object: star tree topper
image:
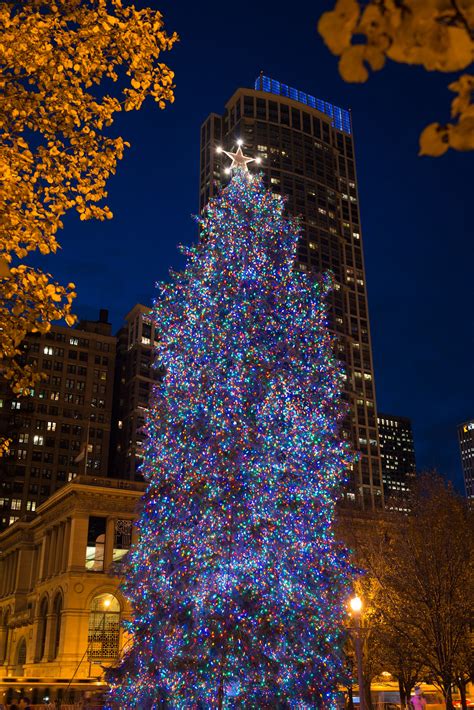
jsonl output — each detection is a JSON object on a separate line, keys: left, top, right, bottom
{"left": 217, "top": 141, "right": 262, "bottom": 173}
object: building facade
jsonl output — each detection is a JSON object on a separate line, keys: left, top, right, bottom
{"left": 111, "top": 304, "right": 162, "bottom": 480}
{"left": 0, "top": 311, "right": 116, "bottom": 530}
{"left": 200, "top": 75, "right": 383, "bottom": 508}
{"left": 0, "top": 475, "right": 143, "bottom": 706}
{"left": 377, "top": 413, "right": 416, "bottom": 504}
{"left": 458, "top": 419, "right": 474, "bottom": 504}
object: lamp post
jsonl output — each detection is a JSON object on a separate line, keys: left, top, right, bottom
{"left": 350, "top": 595, "right": 366, "bottom": 710}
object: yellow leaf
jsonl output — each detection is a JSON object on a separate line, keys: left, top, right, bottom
{"left": 318, "top": 0, "right": 360, "bottom": 55}
{"left": 0, "top": 256, "right": 11, "bottom": 278}
{"left": 339, "top": 45, "right": 369, "bottom": 82}
{"left": 449, "top": 116, "right": 474, "bottom": 152}
{"left": 419, "top": 122, "right": 450, "bottom": 157}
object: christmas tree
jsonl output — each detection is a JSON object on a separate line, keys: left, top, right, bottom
{"left": 108, "top": 152, "right": 353, "bottom": 708}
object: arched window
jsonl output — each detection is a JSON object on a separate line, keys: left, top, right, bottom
{"left": 50, "top": 594, "right": 63, "bottom": 659}
{"left": 87, "top": 593, "right": 120, "bottom": 660}
{"left": 36, "top": 597, "right": 48, "bottom": 661}
{"left": 16, "top": 637, "right": 27, "bottom": 673}
{"left": 0, "top": 609, "right": 11, "bottom": 664}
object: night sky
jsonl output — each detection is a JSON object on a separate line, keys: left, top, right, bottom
{"left": 36, "top": 0, "right": 472, "bottom": 491}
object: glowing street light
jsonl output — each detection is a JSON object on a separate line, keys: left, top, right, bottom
{"left": 350, "top": 596, "right": 362, "bottom": 613}
{"left": 350, "top": 595, "right": 366, "bottom": 710}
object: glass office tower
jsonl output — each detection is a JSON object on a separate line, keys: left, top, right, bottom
{"left": 199, "top": 75, "right": 383, "bottom": 509}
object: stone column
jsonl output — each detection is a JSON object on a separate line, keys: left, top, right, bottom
{"left": 44, "top": 611, "right": 56, "bottom": 661}
{"left": 48, "top": 526, "right": 58, "bottom": 577}
{"left": 54, "top": 523, "right": 64, "bottom": 574}
{"left": 0, "top": 621, "right": 8, "bottom": 665}
{"left": 40, "top": 531, "right": 51, "bottom": 580}
{"left": 104, "top": 518, "right": 115, "bottom": 570}
{"left": 61, "top": 519, "right": 71, "bottom": 573}
{"left": 68, "top": 514, "right": 89, "bottom": 571}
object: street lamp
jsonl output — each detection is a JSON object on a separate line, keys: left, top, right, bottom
{"left": 350, "top": 596, "right": 366, "bottom": 710}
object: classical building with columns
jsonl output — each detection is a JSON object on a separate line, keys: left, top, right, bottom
{"left": 0, "top": 475, "right": 144, "bottom": 706}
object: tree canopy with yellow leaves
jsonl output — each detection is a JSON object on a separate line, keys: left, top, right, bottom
{"left": 0, "top": 0, "right": 177, "bottom": 397}
{"left": 318, "top": 0, "right": 474, "bottom": 156}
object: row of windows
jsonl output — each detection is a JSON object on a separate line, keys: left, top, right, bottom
{"left": 9, "top": 450, "right": 102, "bottom": 467}
{"left": 30, "top": 332, "right": 111, "bottom": 350}
{"left": 0, "top": 593, "right": 121, "bottom": 668}
{"left": 41, "top": 332, "right": 90, "bottom": 347}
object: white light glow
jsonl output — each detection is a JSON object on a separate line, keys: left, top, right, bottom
{"left": 236, "top": 138, "right": 243, "bottom": 146}
{"left": 255, "top": 157, "right": 262, "bottom": 164}
{"left": 216, "top": 146, "right": 223, "bottom": 153}
{"left": 350, "top": 596, "right": 362, "bottom": 613}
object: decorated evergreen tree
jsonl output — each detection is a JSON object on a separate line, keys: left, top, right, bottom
{"left": 108, "top": 152, "right": 353, "bottom": 708}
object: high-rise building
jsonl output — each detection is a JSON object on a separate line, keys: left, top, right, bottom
{"left": 111, "top": 304, "right": 162, "bottom": 480}
{"left": 200, "top": 74, "right": 383, "bottom": 508}
{"left": 377, "top": 413, "right": 416, "bottom": 503}
{"left": 457, "top": 419, "right": 474, "bottom": 504}
{"left": 0, "top": 310, "right": 116, "bottom": 530}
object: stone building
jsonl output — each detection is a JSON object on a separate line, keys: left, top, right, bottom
{"left": 0, "top": 475, "right": 144, "bottom": 706}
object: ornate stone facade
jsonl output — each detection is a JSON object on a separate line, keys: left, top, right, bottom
{"left": 0, "top": 476, "right": 144, "bottom": 706}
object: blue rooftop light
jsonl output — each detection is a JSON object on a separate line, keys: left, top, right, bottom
{"left": 254, "top": 75, "right": 352, "bottom": 135}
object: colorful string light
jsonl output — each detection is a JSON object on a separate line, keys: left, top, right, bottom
{"left": 108, "top": 170, "right": 353, "bottom": 708}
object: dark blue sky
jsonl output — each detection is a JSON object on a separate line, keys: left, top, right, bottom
{"left": 39, "top": 0, "right": 472, "bottom": 491}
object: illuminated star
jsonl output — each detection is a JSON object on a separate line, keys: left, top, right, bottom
{"left": 222, "top": 146, "right": 257, "bottom": 172}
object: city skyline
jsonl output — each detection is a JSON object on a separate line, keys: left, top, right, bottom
{"left": 29, "top": 0, "right": 472, "bottom": 493}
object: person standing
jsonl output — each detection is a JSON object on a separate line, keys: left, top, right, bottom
{"left": 410, "top": 687, "right": 427, "bottom": 710}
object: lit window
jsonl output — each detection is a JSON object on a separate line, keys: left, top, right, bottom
{"left": 141, "top": 337, "right": 151, "bottom": 345}
{"left": 11, "top": 499, "right": 22, "bottom": 511}
{"left": 69, "top": 337, "right": 79, "bottom": 346}
{"left": 113, "top": 519, "right": 133, "bottom": 562}
{"left": 19, "top": 433, "right": 29, "bottom": 444}
{"left": 43, "top": 346, "right": 53, "bottom": 355}
{"left": 47, "top": 421, "right": 56, "bottom": 431}
{"left": 270, "top": 177, "right": 280, "bottom": 185}
{"left": 26, "top": 500, "right": 36, "bottom": 512}
{"left": 11, "top": 401, "right": 21, "bottom": 410}
{"left": 33, "top": 435, "right": 44, "bottom": 446}
{"left": 86, "top": 516, "right": 106, "bottom": 571}
{"left": 87, "top": 594, "right": 121, "bottom": 660}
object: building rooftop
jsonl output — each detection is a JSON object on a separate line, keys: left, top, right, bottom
{"left": 254, "top": 74, "right": 352, "bottom": 134}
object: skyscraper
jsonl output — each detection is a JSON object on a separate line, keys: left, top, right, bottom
{"left": 0, "top": 310, "right": 116, "bottom": 530}
{"left": 111, "top": 304, "right": 162, "bottom": 480}
{"left": 377, "top": 413, "right": 416, "bottom": 504}
{"left": 457, "top": 419, "right": 474, "bottom": 505}
{"left": 200, "top": 75, "right": 383, "bottom": 508}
